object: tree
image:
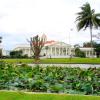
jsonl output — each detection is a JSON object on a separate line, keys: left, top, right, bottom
{"left": 74, "top": 44, "right": 80, "bottom": 48}
{"left": 76, "top": 2, "right": 100, "bottom": 57}
{"left": 29, "top": 34, "right": 46, "bottom": 62}
{"left": 93, "top": 43, "right": 100, "bottom": 58}
{"left": 83, "top": 41, "right": 96, "bottom": 47}
{"left": 75, "top": 47, "right": 86, "bottom": 58}
{"left": 10, "top": 50, "right": 23, "bottom": 58}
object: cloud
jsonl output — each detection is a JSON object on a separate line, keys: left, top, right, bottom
{"left": 0, "top": 0, "right": 100, "bottom": 49}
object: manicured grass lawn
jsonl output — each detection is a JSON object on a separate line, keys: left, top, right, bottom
{"left": 1, "top": 59, "right": 34, "bottom": 64}
{"left": 0, "top": 91, "right": 100, "bottom": 100}
{"left": 1, "top": 58, "right": 100, "bottom": 64}
{"left": 40, "top": 58, "right": 100, "bottom": 64}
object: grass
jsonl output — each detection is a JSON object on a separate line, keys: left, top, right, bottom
{"left": 1, "top": 58, "right": 100, "bottom": 64}
{"left": 0, "top": 91, "right": 100, "bottom": 100}
{"left": 40, "top": 58, "right": 100, "bottom": 64}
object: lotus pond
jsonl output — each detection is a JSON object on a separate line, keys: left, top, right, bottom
{"left": 0, "top": 61, "right": 100, "bottom": 95}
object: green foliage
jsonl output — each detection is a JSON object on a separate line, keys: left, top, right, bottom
{"left": 75, "top": 48, "right": 86, "bottom": 58}
{"left": 10, "top": 50, "right": 23, "bottom": 58}
{"left": 83, "top": 42, "right": 96, "bottom": 47}
{"left": 1, "top": 58, "right": 100, "bottom": 64}
{"left": 94, "top": 43, "right": 100, "bottom": 58}
{"left": 76, "top": 2, "right": 100, "bottom": 31}
{"left": 0, "top": 62, "right": 100, "bottom": 95}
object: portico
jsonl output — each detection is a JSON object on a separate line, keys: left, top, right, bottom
{"left": 80, "top": 48, "right": 96, "bottom": 58}
{"left": 40, "top": 41, "right": 73, "bottom": 58}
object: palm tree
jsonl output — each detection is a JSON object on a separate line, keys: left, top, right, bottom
{"left": 76, "top": 2, "right": 100, "bottom": 57}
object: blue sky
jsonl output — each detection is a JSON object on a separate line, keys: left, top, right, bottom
{"left": 0, "top": 0, "right": 100, "bottom": 50}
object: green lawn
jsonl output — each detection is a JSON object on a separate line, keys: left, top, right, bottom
{"left": 0, "top": 91, "right": 100, "bottom": 100}
{"left": 1, "top": 58, "right": 100, "bottom": 64}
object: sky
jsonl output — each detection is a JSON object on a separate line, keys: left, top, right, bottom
{"left": 0, "top": 0, "right": 100, "bottom": 50}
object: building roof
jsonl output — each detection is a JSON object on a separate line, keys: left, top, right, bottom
{"left": 45, "top": 40, "right": 57, "bottom": 46}
{"left": 14, "top": 41, "right": 71, "bottom": 50}
{"left": 14, "top": 44, "right": 30, "bottom": 50}
{"left": 80, "top": 47, "right": 94, "bottom": 51}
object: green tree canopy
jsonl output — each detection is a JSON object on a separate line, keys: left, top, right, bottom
{"left": 10, "top": 50, "right": 23, "bottom": 58}
{"left": 83, "top": 41, "right": 96, "bottom": 47}
{"left": 75, "top": 47, "right": 86, "bottom": 58}
{"left": 93, "top": 43, "right": 100, "bottom": 58}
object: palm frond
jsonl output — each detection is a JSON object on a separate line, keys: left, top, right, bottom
{"left": 77, "top": 20, "right": 86, "bottom": 31}
{"left": 76, "top": 2, "right": 100, "bottom": 31}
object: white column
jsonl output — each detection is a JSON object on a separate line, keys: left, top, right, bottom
{"left": 29, "top": 48, "right": 31, "bottom": 56}
{"left": 86, "top": 51, "right": 87, "bottom": 57}
{"left": 66, "top": 48, "right": 67, "bottom": 55}
{"left": 60, "top": 48, "right": 62, "bottom": 55}
{"left": 56, "top": 47, "right": 58, "bottom": 56}
{"left": 50, "top": 47, "right": 52, "bottom": 56}
{"left": 62, "top": 48, "right": 64, "bottom": 55}
{"left": 30, "top": 48, "right": 32, "bottom": 56}
{"left": 93, "top": 50, "right": 94, "bottom": 56}
{"left": 26, "top": 49, "right": 28, "bottom": 55}
{"left": 62, "top": 48, "right": 63, "bottom": 55}
{"left": 69, "top": 48, "right": 71, "bottom": 55}
{"left": 59, "top": 48, "right": 61, "bottom": 55}
{"left": 61, "top": 48, "right": 62, "bottom": 55}
{"left": 28, "top": 48, "right": 29, "bottom": 57}
{"left": 85, "top": 51, "right": 87, "bottom": 57}
{"left": 24, "top": 49, "right": 26, "bottom": 54}
{"left": 52, "top": 47, "right": 53, "bottom": 56}
{"left": 58, "top": 48, "right": 60, "bottom": 55}
{"left": 67, "top": 48, "right": 69, "bottom": 55}
{"left": 89, "top": 51, "right": 91, "bottom": 57}
{"left": 50, "top": 47, "right": 52, "bottom": 58}
{"left": 62, "top": 48, "right": 64, "bottom": 56}
{"left": 55, "top": 47, "right": 56, "bottom": 56}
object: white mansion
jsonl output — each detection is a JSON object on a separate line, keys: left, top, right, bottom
{"left": 14, "top": 40, "right": 96, "bottom": 58}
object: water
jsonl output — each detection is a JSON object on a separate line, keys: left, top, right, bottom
{"left": 28, "top": 64, "right": 100, "bottom": 69}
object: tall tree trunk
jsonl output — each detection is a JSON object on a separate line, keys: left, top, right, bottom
{"left": 34, "top": 50, "right": 40, "bottom": 63}
{"left": 34, "top": 55, "right": 40, "bottom": 63}
{"left": 90, "top": 26, "right": 93, "bottom": 58}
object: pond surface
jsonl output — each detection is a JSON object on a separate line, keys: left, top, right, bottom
{"left": 28, "top": 64, "right": 100, "bottom": 69}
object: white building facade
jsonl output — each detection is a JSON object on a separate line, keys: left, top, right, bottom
{"left": 80, "top": 48, "right": 96, "bottom": 58}
{"left": 14, "top": 41, "right": 96, "bottom": 58}
{"left": 40, "top": 41, "right": 75, "bottom": 58}
{"left": 14, "top": 41, "right": 75, "bottom": 58}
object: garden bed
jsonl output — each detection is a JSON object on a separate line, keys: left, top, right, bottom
{"left": 0, "top": 62, "right": 100, "bottom": 95}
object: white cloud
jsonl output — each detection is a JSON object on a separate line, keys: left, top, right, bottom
{"left": 0, "top": 0, "right": 100, "bottom": 49}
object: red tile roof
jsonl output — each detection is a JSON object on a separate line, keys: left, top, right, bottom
{"left": 45, "top": 40, "right": 55, "bottom": 44}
